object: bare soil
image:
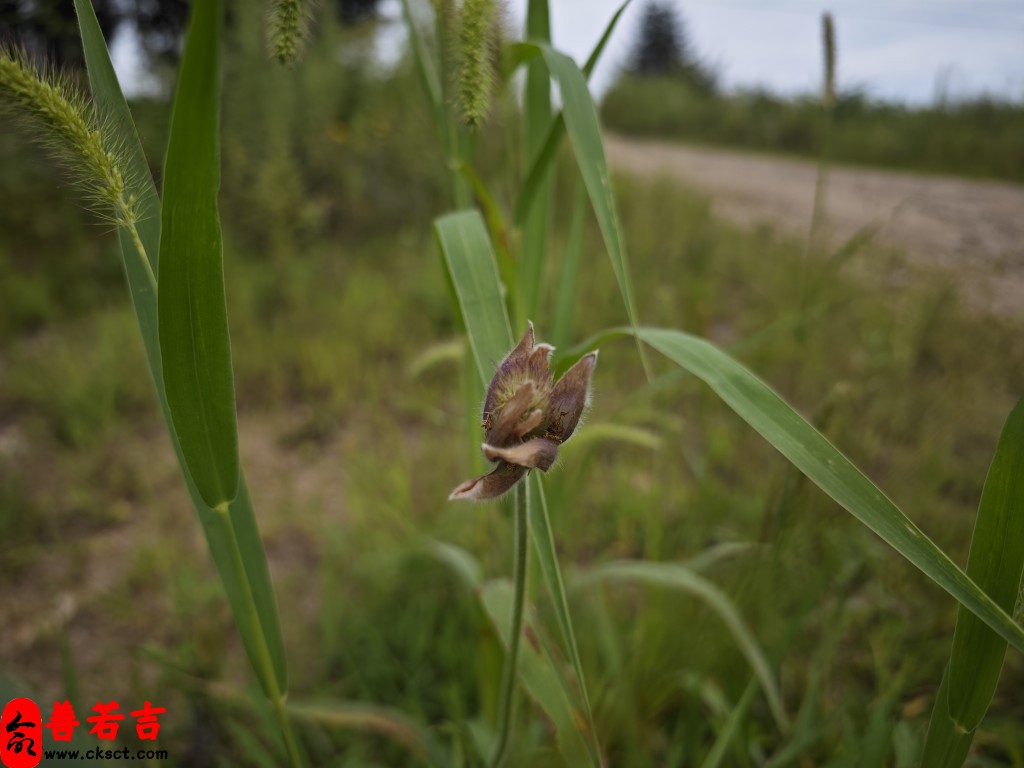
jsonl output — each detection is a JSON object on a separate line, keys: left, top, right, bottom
{"left": 605, "top": 135, "right": 1024, "bottom": 316}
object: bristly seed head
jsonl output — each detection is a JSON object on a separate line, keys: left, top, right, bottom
{"left": 457, "top": 0, "right": 498, "bottom": 128}
{"left": 0, "top": 47, "right": 138, "bottom": 230}
{"left": 450, "top": 322, "right": 598, "bottom": 501}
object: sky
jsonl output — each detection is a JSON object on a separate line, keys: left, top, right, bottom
{"left": 496, "top": 0, "right": 1024, "bottom": 103}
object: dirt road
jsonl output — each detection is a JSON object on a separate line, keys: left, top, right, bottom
{"left": 605, "top": 135, "right": 1024, "bottom": 316}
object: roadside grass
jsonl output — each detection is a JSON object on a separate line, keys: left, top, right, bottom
{"left": 2, "top": 158, "right": 1022, "bottom": 762}
{"left": 601, "top": 74, "right": 1024, "bottom": 184}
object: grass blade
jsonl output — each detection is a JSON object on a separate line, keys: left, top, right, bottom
{"left": 434, "top": 210, "right": 513, "bottom": 383}
{"left": 73, "top": 0, "right": 162, "bottom": 380}
{"left": 480, "top": 580, "right": 598, "bottom": 767}
{"left": 518, "top": 0, "right": 553, "bottom": 327}
{"left": 630, "top": 326, "right": 1024, "bottom": 653}
{"left": 75, "top": 0, "right": 288, "bottom": 702}
{"left": 158, "top": 0, "right": 239, "bottom": 508}
{"left": 532, "top": 43, "right": 648, "bottom": 374}
{"left": 400, "top": 0, "right": 442, "bottom": 124}
{"left": 574, "top": 560, "right": 789, "bottom": 732}
{"left": 920, "top": 668, "right": 972, "bottom": 768}
{"left": 922, "top": 397, "right": 1024, "bottom": 762}
{"left": 527, "top": 474, "right": 600, "bottom": 760}
{"left": 550, "top": 183, "right": 587, "bottom": 350}
{"left": 701, "top": 678, "right": 759, "bottom": 768}
{"left": 287, "top": 700, "right": 448, "bottom": 766}
{"left": 946, "top": 397, "right": 1024, "bottom": 725}
{"left": 514, "top": 1, "right": 630, "bottom": 229}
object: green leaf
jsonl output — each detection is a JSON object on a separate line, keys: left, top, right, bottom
{"left": 631, "top": 326, "right": 1024, "bottom": 653}
{"left": 701, "top": 678, "right": 759, "bottom": 768}
{"left": 532, "top": 43, "right": 648, "bottom": 373}
{"left": 920, "top": 667, "right": 972, "bottom": 768}
{"left": 158, "top": 0, "right": 239, "bottom": 508}
{"left": 922, "top": 397, "right": 1024, "bottom": 763}
{"left": 574, "top": 560, "right": 789, "bottom": 732}
{"left": 480, "top": 581, "right": 597, "bottom": 767}
{"left": 434, "top": 210, "right": 514, "bottom": 384}
{"left": 527, "top": 474, "right": 600, "bottom": 761}
{"left": 518, "top": 0, "right": 553, "bottom": 328}
{"left": 73, "top": 0, "right": 162, "bottom": 382}
{"left": 514, "top": 1, "right": 631, "bottom": 229}
{"left": 946, "top": 397, "right": 1024, "bottom": 726}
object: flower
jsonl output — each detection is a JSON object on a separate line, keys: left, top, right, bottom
{"left": 449, "top": 323, "right": 598, "bottom": 501}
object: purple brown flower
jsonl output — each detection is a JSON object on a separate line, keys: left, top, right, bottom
{"left": 449, "top": 323, "right": 598, "bottom": 501}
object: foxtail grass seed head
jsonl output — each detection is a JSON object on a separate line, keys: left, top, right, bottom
{"left": 457, "top": 0, "right": 497, "bottom": 128}
{"left": 450, "top": 322, "right": 598, "bottom": 501}
{"left": 822, "top": 12, "right": 836, "bottom": 109}
{"left": 267, "top": 0, "right": 311, "bottom": 66}
{"left": 0, "top": 47, "right": 137, "bottom": 229}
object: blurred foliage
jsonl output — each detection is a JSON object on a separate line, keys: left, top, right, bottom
{"left": 0, "top": 0, "right": 382, "bottom": 70}
{"left": 602, "top": 74, "right": 1024, "bottom": 182}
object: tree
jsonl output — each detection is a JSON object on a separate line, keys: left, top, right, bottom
{"left": 626, "top": 2, "right": 715, "bottom": 93}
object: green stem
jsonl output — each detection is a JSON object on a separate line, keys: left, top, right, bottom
{"left": 217, "top": 505, "right": 305, "bottom": 768}
{"left": 274, "top": 695, "right": 304, "bottom": 768}
{"left": 127, "top": 221, "right": 158, "bottom": 294}
{"left": 491, "top": 483, "right": 529, "bottom": 767}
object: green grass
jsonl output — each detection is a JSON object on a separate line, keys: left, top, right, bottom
{"left": 3, "top": 163, "right": 1022, "bottom": 763}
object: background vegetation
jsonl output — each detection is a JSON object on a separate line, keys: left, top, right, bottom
{"left": 1, "top": 0, "right": 1022, "bottom": 765}
{"left": 600, "top": 2, "right": 1024, "bottom": 183}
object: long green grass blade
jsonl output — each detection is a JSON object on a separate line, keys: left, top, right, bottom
{"left": 287, "top": 700, "right": 447, "bottom": 766}
{"left": 574, "top": 560, "right": 789, "bottom": 732}
{"left": 527, "top": 474, "right": 600, "bottom": 758}
{"left": 550, "top": 183, "right": 587, "bottom": 350}
{"left": 920, "top": 667, "right": 972, "bottom": 768}
{"left": 435, "top": 210, "right": 513, "bottom": 383}
{"left": 518, "top": 0, "right": 553, "bottom": 328}
{"left": 514, "top": 1, "right": 630, "bottom": 229}
{"left": 158, "top": 0, "right": 239, "bottom": 509}
{"left": 946, "top": 397, "right": 1024, "bottom": 725}
{"left": 701, "top": 678, "right": 759, "bottom": 768}
{"left": 631, "top": 326, "right": 1024, "bottom": 653}
{"left": 75, "top": 0, "right": 288, "bottom": 702}
{"left": 922, "top": 397, "right": 1024, "bottom": 763}
{"left": 435, "top": 210, "right": 600, "bottom": 760}
{"left": 399, "top": 0, "right": 442, "bottom": 125}
{"left": 480, "top": 581, "right": 597, "bottom": 767}
{"left": 73, "top": 0, "right": 162, "bottom": 380}
{"left": 531, "top": 43, "right": 647, "bottom": 373}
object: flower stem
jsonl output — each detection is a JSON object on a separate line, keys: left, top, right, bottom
{"left": 491, "top": 483, "right": 529, "bottom": 767}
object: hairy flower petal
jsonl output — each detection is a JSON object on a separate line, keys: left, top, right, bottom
{"left": 488, "top": 381, "right": 536, "bottom": 446}
{"left": 448, "top": 461, "right": 528, "bottom": 501}
{"left": 483, "top": 322, "right": 535, "bottom": 417}
{"left": 546, "top": 351, "right": 598, "bottom": 443}
{"left": 483, "top": 438, "right": 559, "bottom": 471}
{"left": 527, "top": 343, "right": 554, "bottom": 386}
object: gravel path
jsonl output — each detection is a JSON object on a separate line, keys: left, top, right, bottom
{"left": 605, "top": 135, "right": 1024, "bottom": 316}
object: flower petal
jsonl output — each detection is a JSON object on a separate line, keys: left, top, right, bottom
{"left": 483, "top": 322, "right": 535, "bottom": 418}
{"left": 546, "top": 351, "right": 598, "bottom": 443}
{"left": 527, "top": 343, "right": 554, "bottom": 387}
{"left": 448, "top": 461, "right": 528, "bottom": 501}
{"left": 487, "top": 381, "right": 536, "bottom": 446}
{"left": 483, "top": 438, "right": 559, "bottom": 471}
